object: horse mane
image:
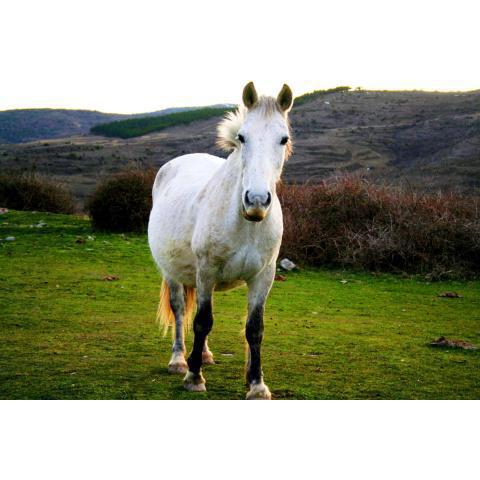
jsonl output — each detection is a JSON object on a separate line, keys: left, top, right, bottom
{"left": 216, "top": 96, "right": 293, "bottom": 159}
{"left": 216, "top": 106, "right": 246, "bottom": 151}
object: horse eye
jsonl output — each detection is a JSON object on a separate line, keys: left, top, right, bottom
{"left": 237, "top": 134, "right": 245, "bottom": 144}
{"left": 280, "top": 136, "right": 289, "bottom": 145}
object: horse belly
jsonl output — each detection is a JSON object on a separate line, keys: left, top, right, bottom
{"left": 214, "top": 280, "right": 246, "bottom": 291}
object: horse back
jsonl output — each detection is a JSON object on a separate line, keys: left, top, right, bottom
{"left": 152, "top": 153, "right": 225, "bottom": 203}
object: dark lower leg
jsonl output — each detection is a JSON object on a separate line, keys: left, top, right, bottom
{"left": 245, "top": 304, "right": 264, "bottom": 385}
{"left": 187, "top": 300, "right": 213, "bottom": 375}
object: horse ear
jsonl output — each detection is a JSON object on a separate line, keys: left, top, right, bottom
{"left": 277, "top": 84, "right": 293, "bottom": 112}
{"left": 242, "top": 81, "right": 258, "bottom": 109}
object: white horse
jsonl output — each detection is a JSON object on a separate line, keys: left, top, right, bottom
{"left": 148, "top": 82, "right": 293, "bottom": 399}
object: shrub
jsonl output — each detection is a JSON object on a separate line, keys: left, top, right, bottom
{"left": 279, "top": 176, "right": 480, "bottom": 279}
{"left": 0, "top": 172, "right": 75, "bottom": 213}
{"left": 86, "top": 169, "right": 156, "bottom": 232}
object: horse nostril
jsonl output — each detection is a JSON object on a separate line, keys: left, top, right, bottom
{"left": 244, "top": 190, "right": 271, "bottom": 207}
{"left": 265, "top": 192, "right": 272, "bottom": 207}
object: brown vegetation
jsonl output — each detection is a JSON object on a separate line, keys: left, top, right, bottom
{"left": 0, "top": 172, "right": 75, "bottom": 213}
{"left": 279, "top": 175, "right": 480, "bottom": 279}
{"left": 84, "top": 169, "right": 480, "bottom": 278}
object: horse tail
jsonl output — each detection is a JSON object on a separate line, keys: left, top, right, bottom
{"left": 156, "top": 280, "right": 196, "bottom": 337}
{"left": 156, "top": 280, "right": 174, "bottom": 336}
{"left": 184, "top": 286, "right": 197, "bottom": 332}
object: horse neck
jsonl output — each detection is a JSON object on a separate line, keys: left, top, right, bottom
{"left": 200, "top": 149, "right": 248, "bottom": 232}
{"left": 217, "top": 149, "right": 244, "bottom": 215}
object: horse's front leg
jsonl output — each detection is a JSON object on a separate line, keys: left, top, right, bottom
{"left": 183, "top": 271, "right": 214, "bottom": 392}
{"left": 245, "top": 264, "right": 275, "bottom": 400}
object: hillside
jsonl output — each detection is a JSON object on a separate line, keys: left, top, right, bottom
{"left": 0, "top": 105, "right": 232, "bottom": 143}
{"left": 90, "top": 106, "right": 234, "bottom": 139}
{"left": 1, "top": 89, "right": 480, "bottom": 200}
{"left": 289, "top": 89, "right": 480, "bottom": 189}
{"left": 0, "top": 109, "right": 128, "bottom": 143}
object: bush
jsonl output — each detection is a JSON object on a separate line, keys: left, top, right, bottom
{"left": 86, "top": 169, "right": 156, "bottom": 232}
{"left": 279, "top": 176, "right": 480, "bottom": 279}
{"left": 0, "top": 172, "right": 75, "bottom": 213}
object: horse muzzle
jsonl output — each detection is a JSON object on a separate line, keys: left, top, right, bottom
{"left": 242, "top": 190, "right": 272, "bottom": 222}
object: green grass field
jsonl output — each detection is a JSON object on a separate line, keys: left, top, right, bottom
{"left": 0, "top": 211, "right": 479, "bottom": 399}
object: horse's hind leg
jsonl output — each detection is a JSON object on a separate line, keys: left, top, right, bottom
{"left": 245, "top": 264, "right": 275, "bottom": 400}
{"left": 167, "top": 281, "right": 188, "bottom": 374}
{"left": 184, "top": 270, "right": 214, "bottom": 392}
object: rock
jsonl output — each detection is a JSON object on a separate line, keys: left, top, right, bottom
{"left": 31, "top": 221, "right": 47, "bottom": 228}
{"left": 5, "top": 236, "right": 15, "bottom": 241}
{"left": 279, "top": 258, "right": 297, "bottom": 271}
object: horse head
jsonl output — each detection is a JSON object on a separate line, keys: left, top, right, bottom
{"left": 217, "top": 82, "right": 294, "bottom": 222}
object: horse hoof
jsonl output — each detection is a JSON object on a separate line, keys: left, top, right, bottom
{"left": 168, "top": 353, "right": 188, "bottom": 374}
{"left": 202, "top": 351, "right": 215, "bottom": 365}
{"left": 183, "top": 371, "right": 206, "bottom": 392}
{"left": 168, "top": 361, "right": 188, "bottom": 374}
{"left": 246, "top": 382, "right": 271, "bottom": 400}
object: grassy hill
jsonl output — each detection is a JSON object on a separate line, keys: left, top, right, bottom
{"left": 90, "top": 106, "right": 234, "bottom": 139}
{"left": 1, "top": 210, "right": 479, "bottom": 399}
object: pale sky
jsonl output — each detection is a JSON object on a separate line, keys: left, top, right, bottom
{"left": 1, "top": 0, "right": 479, "bottom": 113}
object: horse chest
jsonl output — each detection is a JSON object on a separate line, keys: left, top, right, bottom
{"left": 220, "top": 244, "right": 268, "bottom": 282}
